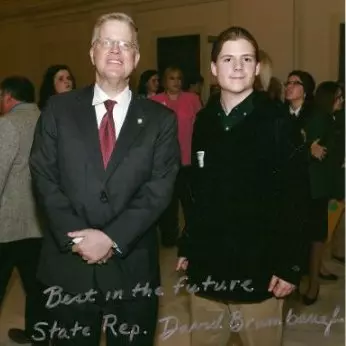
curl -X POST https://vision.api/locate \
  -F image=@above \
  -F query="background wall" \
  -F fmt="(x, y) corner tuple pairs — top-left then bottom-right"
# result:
(0, 0), (344, 99)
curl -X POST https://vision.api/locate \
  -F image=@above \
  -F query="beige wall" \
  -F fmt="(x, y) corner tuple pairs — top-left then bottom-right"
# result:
(0, 0), (344, 98)
(0, 2), (133, 91)
(296, 0), (345, 83)
(228, 0), (295, 81)
(134, 0), (230, 99)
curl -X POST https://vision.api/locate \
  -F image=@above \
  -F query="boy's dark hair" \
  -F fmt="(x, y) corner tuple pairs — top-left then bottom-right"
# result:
(0, 76), (35, 103)
(211, 26), (259, 63)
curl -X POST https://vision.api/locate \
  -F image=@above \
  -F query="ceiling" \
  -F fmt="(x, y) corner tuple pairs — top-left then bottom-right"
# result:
(0, 0), (214, 21)
(0, 0), (110, 20)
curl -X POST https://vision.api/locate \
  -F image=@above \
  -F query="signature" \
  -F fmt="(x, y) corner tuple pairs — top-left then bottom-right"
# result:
(158, 306), (345, 340)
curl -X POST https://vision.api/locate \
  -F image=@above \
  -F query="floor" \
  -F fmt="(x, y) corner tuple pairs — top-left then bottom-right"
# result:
(0, 244), (344, 346)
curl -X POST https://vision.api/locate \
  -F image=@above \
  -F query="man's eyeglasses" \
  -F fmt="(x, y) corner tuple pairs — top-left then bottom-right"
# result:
(284, 81), (303, 87)
(95, 38), (137, 51)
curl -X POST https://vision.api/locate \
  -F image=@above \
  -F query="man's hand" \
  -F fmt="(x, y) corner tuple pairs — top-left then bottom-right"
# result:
(311, 139), (327, 160)
(68, 229), (113, 264)
(97, 249), (114, 265)
(176, 257), (189, 271)
(268, 275), (295, 298)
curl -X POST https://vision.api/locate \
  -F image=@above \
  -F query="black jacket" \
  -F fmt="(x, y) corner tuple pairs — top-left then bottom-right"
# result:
(29, 86), (180, 297)
(178, 92), (308, 302)
(327, 109), (345, 200)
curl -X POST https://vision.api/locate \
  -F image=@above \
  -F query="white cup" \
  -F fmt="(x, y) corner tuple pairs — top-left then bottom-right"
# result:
(196, 151), (205, 168)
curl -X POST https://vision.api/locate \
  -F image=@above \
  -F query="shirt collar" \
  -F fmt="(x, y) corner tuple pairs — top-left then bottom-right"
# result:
(218, 91), (255, 117)
(9, 102), (25, 113)
(92, 84), (131, 106)
(289, 105), (302, 117)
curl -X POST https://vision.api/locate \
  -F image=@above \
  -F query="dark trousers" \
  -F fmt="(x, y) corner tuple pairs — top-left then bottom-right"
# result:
(36, 286), (158, 346)
(158, 167), (193, 245)
(0, 238), (46, 340)
(306, 197), (329, 242)
(301, 197), (329, 274)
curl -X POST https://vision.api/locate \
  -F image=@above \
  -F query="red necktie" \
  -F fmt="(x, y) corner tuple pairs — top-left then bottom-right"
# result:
(99, 99), (116, 168)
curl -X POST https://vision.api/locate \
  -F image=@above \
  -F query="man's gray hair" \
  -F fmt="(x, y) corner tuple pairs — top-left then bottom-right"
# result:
(91, 12), (139, 47)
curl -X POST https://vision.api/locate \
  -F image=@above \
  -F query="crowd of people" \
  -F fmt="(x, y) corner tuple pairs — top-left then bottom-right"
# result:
(0, 11), (344, 346)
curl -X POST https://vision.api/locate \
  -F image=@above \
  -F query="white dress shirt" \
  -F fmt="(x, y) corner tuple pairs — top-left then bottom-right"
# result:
(289, 105), (302, 117)
(92, 84), (132, 137)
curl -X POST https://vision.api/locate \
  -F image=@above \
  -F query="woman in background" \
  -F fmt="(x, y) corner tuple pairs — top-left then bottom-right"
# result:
(188, 74), (204, 105)
(301, 81), (344, 304)
(137, 69), (159, 98)
(254, 49), (273, 92)
(254, 50), (283, 103)
(151, 66), (202, 247)
(267, 77), (284, 103)
(38, 64), (76, 111)
(320, 83), (345, 264)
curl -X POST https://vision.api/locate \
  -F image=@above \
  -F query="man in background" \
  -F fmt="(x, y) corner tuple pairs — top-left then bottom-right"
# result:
(188, 73), (204, 103)
(0, 76), (46, 345)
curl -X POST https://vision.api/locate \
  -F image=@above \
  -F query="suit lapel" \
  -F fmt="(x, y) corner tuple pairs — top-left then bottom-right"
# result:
(74, 86), (105, 180)
(105, 96), (146, 180)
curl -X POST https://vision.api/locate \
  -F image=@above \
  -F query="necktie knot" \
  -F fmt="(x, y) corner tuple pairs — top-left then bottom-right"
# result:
(104, 99), (116, 114)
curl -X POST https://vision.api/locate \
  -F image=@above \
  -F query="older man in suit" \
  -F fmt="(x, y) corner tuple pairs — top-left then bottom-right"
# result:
(29, 12), (180, 346)
(0, 76), (46, 345)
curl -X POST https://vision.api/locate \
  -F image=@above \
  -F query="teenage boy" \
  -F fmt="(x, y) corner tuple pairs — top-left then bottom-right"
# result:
(176, 26), (307, 346)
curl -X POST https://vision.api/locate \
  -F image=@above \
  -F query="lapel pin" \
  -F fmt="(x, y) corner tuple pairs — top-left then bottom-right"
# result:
(137, 118), (143, 125)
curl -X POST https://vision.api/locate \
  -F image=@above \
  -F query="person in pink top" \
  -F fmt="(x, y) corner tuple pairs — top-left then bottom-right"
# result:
(151, 66), (201, 246)
(151, 67), (201, 165)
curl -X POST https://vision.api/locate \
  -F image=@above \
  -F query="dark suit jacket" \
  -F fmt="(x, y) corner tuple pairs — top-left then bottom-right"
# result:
(304, 107), (335, 199)
(328, 109), (345, 200)
(178, 92), (308, 302)
(29, 86), (180, 297)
